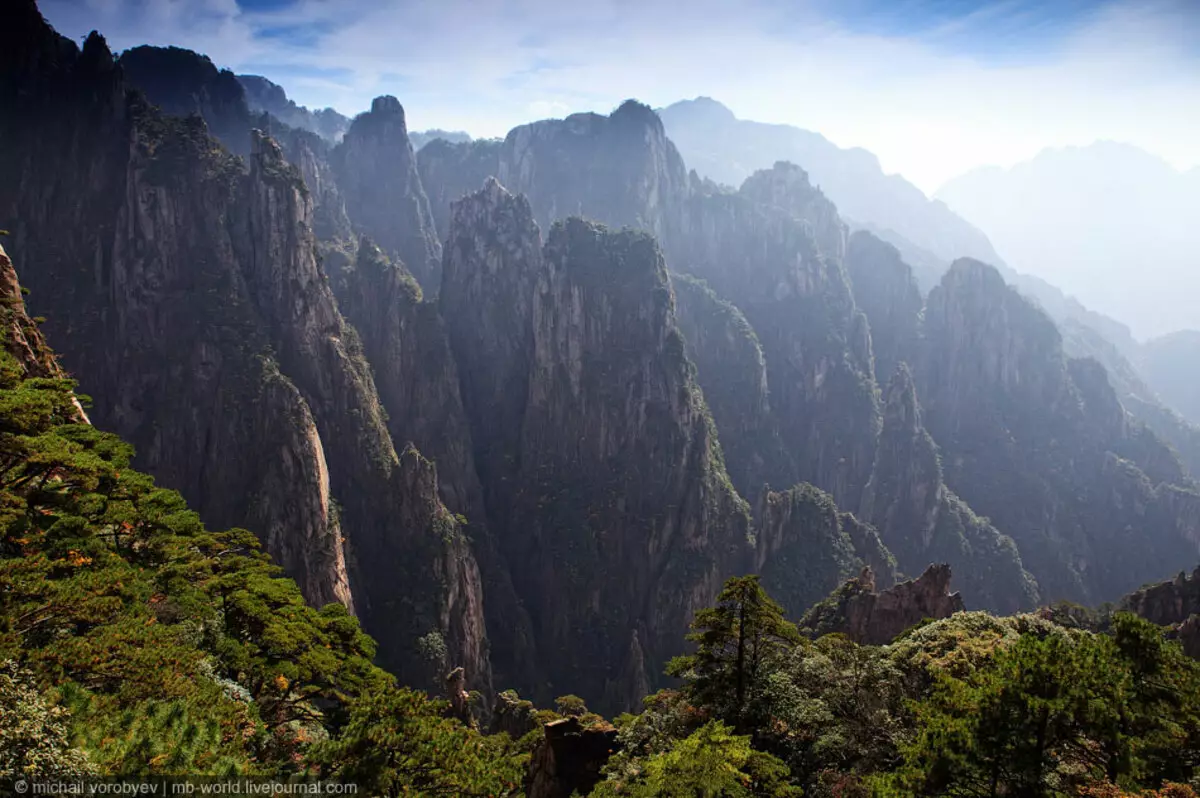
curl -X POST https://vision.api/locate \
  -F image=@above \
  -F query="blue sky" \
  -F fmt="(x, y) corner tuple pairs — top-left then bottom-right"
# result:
(39, 0), (1200, 193)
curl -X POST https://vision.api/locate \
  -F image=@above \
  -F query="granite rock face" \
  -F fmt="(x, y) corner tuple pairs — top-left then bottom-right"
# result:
(442, 181), (751, 711)
(333, 96), (443, 294)
(497, 100), (689, 244)
(417, 138), (503, 241)
(918, 259), (1200, 604)
(0, 6), (491, 696)
(756, 483), (896, 619)
(527, 718), (619, 798)
(802, 564), (966, 645)
(845, 230), (923, 386)
(861, 365), (1039, 613)
(671, 177), (880, 508)
(671, 274), (792, 502)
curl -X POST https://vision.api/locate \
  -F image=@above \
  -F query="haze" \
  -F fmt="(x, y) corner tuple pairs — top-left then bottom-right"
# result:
(39, 0), (1200, 338)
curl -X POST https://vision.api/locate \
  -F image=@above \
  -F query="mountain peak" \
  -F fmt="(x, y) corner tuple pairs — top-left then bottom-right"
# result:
(370, 94), (404, 117)
(661, 96), (737, 125)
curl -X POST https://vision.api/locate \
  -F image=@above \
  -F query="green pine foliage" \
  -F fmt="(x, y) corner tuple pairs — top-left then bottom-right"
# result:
(593, 576), (1200, 797)
(0, 317), (521, 786)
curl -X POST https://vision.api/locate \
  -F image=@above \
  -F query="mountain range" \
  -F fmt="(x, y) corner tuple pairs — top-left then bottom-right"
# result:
(4, 0), (1200, 727)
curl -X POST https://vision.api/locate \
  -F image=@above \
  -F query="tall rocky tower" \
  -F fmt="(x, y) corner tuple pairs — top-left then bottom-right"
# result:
(442, 180), (751, 712)
(334, 96), (443, 293)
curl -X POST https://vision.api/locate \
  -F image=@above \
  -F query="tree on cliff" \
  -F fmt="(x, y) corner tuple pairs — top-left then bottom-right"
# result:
(667, 576), (802, 729)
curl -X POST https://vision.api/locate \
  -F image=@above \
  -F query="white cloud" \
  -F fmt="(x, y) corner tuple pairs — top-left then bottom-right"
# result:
(38, 0), (1200, 195)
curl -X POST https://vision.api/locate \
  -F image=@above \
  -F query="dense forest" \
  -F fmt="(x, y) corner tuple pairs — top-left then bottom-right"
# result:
(3, 0), (1200, 794)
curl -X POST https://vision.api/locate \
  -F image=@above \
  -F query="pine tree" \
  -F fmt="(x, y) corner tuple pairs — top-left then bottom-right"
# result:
(667, 575), (802, 729)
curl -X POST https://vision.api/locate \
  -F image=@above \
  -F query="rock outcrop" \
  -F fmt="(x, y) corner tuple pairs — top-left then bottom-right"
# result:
(1122, 566), (1200, 657)
(442, 181), (751, 711)
(526, 717), (619, 798)
(0, 6), (491, 696)
(739, 161), (847, 264)
(801, 564), (966, 645)
(332, 96), (443, 293)
(0, 242), (90, 427)
(861, 365), (1039, 613)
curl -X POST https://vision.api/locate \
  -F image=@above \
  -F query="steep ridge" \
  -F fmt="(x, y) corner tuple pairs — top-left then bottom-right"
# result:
(671, 274), (791, 501)
(861, 365), (1039, 613)
(0, 242), (89, 426)
(238, 73), (350, 141)
(118, 45), (253, 156)
(0, 5), (491, 695)
(755, 483), (896, 619)
(442, 180), (751, 712)
(421, 106), (882, 506)
(417, 137), (503, 241)
(856, 224), (1200, 478)
(918, 259), (1200, 604)
(332, 96), (443, 294)
(670, 168), (880, 508)
(330, 236), (538, 692)
(844, 230), (924, 385)
(118, 52), (442, 297)
(497, 100), (689, 245)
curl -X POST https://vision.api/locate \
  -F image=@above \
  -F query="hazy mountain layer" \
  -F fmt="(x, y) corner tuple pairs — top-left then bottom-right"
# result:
(238, 74), (350, 141)
(657, 97), (1004, 269)
(936, 141), (1200, 340)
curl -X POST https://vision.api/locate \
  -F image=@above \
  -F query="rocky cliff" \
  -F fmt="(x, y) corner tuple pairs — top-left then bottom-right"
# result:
(671, 274), (791, 501)
(918, 259), (1199, 604)
(332, 96), (443, 294)
(0, 4), (492, 695)
(442, 181), (751, 711)
(861, 365), (1039, 613)
(670, 176), (880, 508)
(117, 45), (253, 155)
(845, 230), (923, 385)
(739, 161), (847, 264)
(0, 242), (90, 430)
(801, 564), (966, 645)
(497, 100), (689, 244)
(755, 483), (896, 620)
(417, 138), (502, 240)
(1122, 566), (1200, 657)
